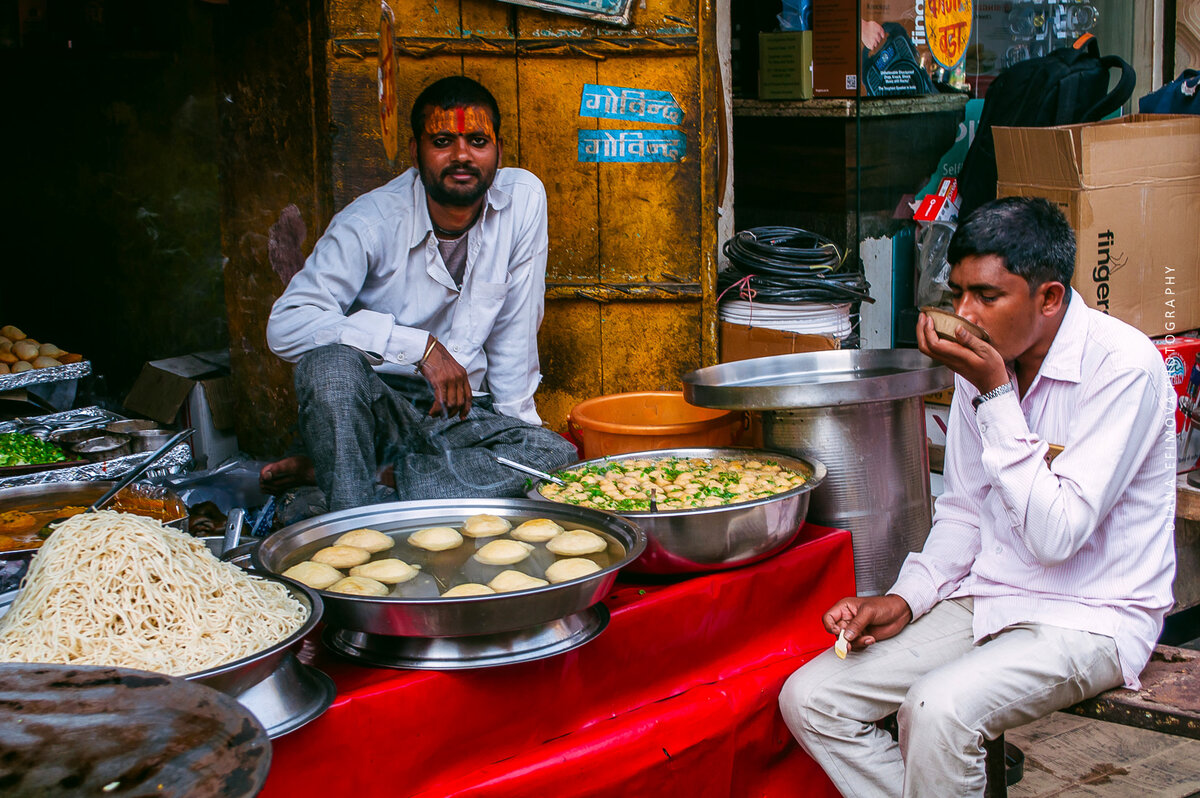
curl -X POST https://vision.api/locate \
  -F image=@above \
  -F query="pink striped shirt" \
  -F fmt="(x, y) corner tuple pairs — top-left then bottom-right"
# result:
(891, 291), (1176, 688)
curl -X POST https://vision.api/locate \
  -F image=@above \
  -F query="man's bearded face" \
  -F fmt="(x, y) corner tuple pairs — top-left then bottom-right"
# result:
(414, 105), (500, 208)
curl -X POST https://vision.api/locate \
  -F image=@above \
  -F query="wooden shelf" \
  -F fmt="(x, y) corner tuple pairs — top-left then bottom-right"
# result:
(733, 93), (969, 119)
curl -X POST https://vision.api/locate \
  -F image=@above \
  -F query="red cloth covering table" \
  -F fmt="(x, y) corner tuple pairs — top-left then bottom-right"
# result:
(262, 525), (853, 798)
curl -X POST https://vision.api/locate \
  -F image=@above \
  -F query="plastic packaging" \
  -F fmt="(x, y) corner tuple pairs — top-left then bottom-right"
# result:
(915, 220), (957, 310)
(777, 0), (811, 31)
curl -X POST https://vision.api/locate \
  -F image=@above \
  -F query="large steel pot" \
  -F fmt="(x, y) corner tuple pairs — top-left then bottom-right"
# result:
(253, 498), (645, 638)
(526, 447), (826, 575)
(683, 349), (952, 595)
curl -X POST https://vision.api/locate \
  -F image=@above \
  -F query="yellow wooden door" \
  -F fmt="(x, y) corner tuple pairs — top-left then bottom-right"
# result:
(326, 0), (719, 430)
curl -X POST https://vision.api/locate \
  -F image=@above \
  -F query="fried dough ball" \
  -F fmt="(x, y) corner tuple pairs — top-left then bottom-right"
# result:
(11, 341), (37, 361)
(38, 343), (66, 358)
(510, 518), (565, 543)
(0, 326), (25, 342)
(335, 527), (393, 553)
(282, 561), (343, 590)
(473, 539), (534, 566)
(11, 361), (32, 373)
(311, 545), (371, 568)
(32, 356), (62, 369)
(407, 526), (464, 551)
(487, 570), (549, 593)
(349, 558), (420, 584)
(59, 353), (84, 365)
(545, 558), (602, 584)
(546, 529), (608, 556)
(328, 576), (390, 596)
(442, 583), (496, 597)
(0, 350), (20, 365)
(461, 514), (511, 538)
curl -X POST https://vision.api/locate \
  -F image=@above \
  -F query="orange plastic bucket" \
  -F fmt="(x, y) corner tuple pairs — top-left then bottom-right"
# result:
(567, 391), (745, 459)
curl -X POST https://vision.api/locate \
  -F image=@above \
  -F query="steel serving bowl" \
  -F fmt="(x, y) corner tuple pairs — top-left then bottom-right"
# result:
(0, 572), (329, 739)
(526, 447), (827, 575)
(185, 574), (323, 697)
(253, 498), (646, 638)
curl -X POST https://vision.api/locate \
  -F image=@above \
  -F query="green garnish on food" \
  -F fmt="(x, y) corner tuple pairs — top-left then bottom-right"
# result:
(0, 433), (67, 468)
(538, 455), (807, 512)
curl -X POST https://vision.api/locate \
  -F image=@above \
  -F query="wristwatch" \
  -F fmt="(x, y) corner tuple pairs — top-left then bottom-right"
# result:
(972, 382), (1014, 412)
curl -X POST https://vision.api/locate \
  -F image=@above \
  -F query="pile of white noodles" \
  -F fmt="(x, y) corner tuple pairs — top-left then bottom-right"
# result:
(0, 510), (308, 676)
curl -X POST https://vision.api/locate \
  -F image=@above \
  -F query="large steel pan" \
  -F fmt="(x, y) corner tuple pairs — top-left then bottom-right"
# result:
(526, 447), (826, 574)
(253, 498), (646, 638)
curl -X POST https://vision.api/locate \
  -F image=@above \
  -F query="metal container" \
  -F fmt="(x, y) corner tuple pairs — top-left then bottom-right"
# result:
(70, 434), (130, 462)
(128, 429), (176, 453)
(254, 498), (645, 638)
(105, 419), (159, 436)
(683, 350), (952, 595)
(0, 573), (334, 739)
(0, 481), (189, 592)
(525, 447), (826, 575)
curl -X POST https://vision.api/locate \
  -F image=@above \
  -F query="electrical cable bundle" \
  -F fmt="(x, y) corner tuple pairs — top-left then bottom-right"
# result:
(719, 227), (874, 305)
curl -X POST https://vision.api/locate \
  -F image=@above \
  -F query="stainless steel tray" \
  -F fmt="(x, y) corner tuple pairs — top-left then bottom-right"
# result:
(255, 498), (646, 639)
(0, 360), (91, 392)
(682, 349), (952, 410)
(324, 605), (609, 670)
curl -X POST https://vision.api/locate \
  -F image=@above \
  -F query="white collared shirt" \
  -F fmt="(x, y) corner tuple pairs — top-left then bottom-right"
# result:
(266, 167), (549, 425)
(891, 290), (1176, 688)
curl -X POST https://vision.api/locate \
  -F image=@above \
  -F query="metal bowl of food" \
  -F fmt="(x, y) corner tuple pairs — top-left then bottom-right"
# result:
(0, 481), (189, 592)
(253, 498), (645, 639)
(186, 574), (333, 737)
(0, 570), (332, 739)
(526, 447), (827, 575)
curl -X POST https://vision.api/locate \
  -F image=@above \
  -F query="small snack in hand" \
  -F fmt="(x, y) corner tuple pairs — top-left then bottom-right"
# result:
(835, 629), (849, 660)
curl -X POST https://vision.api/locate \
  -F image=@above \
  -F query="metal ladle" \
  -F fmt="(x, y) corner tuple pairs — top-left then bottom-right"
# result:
(492, 455), (567, 486)
(86, 428), (196, 513)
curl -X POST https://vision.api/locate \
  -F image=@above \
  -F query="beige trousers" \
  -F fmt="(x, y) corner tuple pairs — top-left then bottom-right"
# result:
(778, 598), (1122, 798)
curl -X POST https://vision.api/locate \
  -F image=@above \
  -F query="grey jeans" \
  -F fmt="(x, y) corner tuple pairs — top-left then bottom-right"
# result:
(293, 344), (578, 512)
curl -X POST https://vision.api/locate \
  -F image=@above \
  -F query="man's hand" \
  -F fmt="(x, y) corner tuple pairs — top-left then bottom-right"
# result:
(823, 594), (913, 652)
(916, 313), (1009, 394)
(418, 337), (472, 419)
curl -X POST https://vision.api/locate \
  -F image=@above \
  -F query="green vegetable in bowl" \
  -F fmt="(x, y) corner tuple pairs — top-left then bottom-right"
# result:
(0, 433), (67, 468)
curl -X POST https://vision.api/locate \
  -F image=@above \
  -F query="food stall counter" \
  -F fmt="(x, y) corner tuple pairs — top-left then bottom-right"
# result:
(262, 525), (852, 798)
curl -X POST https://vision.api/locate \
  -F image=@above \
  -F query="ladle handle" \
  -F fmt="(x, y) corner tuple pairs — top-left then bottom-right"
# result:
(87, 428), (196, 513)
(492, 455), (566, 486)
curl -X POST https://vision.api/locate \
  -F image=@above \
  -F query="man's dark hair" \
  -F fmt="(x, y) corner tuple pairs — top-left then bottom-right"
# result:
(410, 76), (501, 139)
(947, 196), (1076, 298)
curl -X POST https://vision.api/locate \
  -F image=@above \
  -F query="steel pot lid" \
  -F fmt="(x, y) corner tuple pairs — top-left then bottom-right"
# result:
(682, 349), (952, 410)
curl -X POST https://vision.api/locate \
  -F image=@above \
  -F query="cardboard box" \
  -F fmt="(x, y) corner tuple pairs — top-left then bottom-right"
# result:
(719, 321), (839, 363)
(759, 32), (813, 100)
(995, 115), (1200, 337)
(124, 350), (238, 470)
(1156, 336), (1200, 470)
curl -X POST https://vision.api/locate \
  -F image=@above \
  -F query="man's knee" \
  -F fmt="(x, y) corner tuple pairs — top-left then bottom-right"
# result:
(295, 345), (377, 405)
(898, 676), (967, 741)
(779, 660), (837, 740)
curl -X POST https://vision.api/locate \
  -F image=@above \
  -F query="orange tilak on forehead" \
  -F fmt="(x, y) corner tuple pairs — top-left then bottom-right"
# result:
(423, 106), (495, 139)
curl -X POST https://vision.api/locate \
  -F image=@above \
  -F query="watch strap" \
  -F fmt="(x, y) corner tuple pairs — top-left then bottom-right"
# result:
(972, 382), (1014, 411)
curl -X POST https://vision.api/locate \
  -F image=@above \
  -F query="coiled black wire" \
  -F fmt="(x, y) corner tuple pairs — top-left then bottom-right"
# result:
(719, 227), (874, 304)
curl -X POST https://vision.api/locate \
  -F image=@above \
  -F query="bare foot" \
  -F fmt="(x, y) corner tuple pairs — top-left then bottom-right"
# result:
(260, 455), (316, 495)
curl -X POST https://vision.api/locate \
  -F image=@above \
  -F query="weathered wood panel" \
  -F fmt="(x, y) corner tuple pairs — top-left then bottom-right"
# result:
(214, 0), (325, 455)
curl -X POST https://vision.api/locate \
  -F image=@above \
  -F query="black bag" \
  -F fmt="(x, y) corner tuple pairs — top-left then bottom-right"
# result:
(957, 36), (1136, 218)
(1139, 69), (1200, 115)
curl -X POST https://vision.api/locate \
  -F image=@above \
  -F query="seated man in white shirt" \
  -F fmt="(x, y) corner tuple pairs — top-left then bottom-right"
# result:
(779, 196), (1176, 797)
(259, 76), (577, 513)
